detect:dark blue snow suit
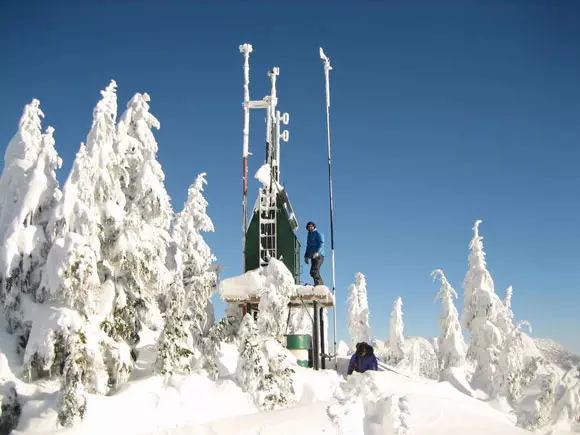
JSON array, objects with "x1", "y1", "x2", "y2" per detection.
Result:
[{"x1": 347, "y1": 343, "x2": 378, "y2": 375}]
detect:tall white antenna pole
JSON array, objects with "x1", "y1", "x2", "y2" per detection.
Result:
[
  {"x1": 240, "y1": 43, "x2": 253, "y2": 271},
  {"x1": 320, "y1": 47, "x2": 337, "y2": 364}
]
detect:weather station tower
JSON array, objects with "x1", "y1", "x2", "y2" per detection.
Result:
[{"x1": 219, "y1": 44, "x2": 337, "y2": 370}]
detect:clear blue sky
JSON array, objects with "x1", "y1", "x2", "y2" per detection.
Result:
[{"x1": 1, "y1": 1, "x2": 579, "y2": 353}]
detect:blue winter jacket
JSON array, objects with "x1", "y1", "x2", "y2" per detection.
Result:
[
  {"x1": 347, "y1": 346, "x2": 378, "y2": 374},
  {"x1": 304, "y1": 229, "x2": 325, "y2": 259}
]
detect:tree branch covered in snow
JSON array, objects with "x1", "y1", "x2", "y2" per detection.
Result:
[{"x1": 257, "y1": 259, "x2": 294, "y2": 342}]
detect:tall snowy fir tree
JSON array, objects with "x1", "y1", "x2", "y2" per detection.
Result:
[
  {"x1": 347, "y1": 276, "x2": 360, "y2": 350},
  {"x1": 23, "y1": 82, "x2": 131, "y2": 420},
  {"x1": 462, "y1": 220, "x2": 505, "y2": 392},
  {"x1": 388, "y1": 296, "x2": 405, "y2": 365},
  {"x1": 159, "y1": 173, "x2": 216, "y2": 376},
  {"x1": 0, "y1": 100, "x2": 46, "y2": 247},
  {"x1": 0, "y1": 100, "x2": 62, "y2": 353},
  {"x1": 432, "y1": 269, "x2": 466, "y2": 371},
  {"x1": 112, "y1": 92, "x2": 172, "y2": 355},
  {"x1": 347, "y1": 272, "x2": 371, "y2": 348}
]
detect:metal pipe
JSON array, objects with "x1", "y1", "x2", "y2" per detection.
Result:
[
  {"x1": 312, "y1": 301, "x2": 319, "y2": 370},
  {"x1": 240, "y1": 43, "x2": 253, "y2": 271},
  {"x1": 319, "y1": 47, "x2": 338, "y2": 365},
  {"x1": 320, "y1": 307, "x2": 326, "y2": 369},
  {"x1": 275, "y1": 110, "x2": 281, "y2": 182}
]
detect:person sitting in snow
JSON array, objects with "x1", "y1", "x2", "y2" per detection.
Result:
[
  {"x1": 347, "y1": 342, "x2": 378, "y2": 375},
  {"x1": 304, "y1": 221, "x2": 325, "y2": 286}
]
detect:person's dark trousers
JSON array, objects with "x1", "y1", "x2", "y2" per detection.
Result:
[{"x1": 310, "y1": 256, "x2": 324, "y2": 285}]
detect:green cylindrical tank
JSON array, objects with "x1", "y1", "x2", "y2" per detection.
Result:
[{"x1": 286, "y1": 334, "x2": 310, "y2": 367}]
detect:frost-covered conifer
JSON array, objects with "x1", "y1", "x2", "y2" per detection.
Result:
[
  {"x1": 432, "y1": 269, "x2": 466, "y2": 370},
  {"x1": 236, "y1": 314, "x2": 267, "y2": 395},
  {"x1": 0, "y1": 381, "x2": 22, "y2": 434},
  {"x1": 495, "y1": 321, "x2": 529, "y2": 402},
  {"x1": 112, "y1": 92, "x2": 172, "y2": 347},
  {"x1": 257, "y1": 259, "x2": 294, "y2": 341},
  {"x1": 26, "y1": 83, "x2": 131, "y2": 392},
  {"x1": 388, "y1": 297, "x2": 405, "y2": 365},
  {"x1": 258, "y1": 339, "x2": 296, "y2": 411},
  {"x1": 552, "y1": 368, "x2": 580, "y2": 424},
  {"x1": 347, "y1": 272, "x2": 371, "y2": 349},
  {"x1": 173, "y1": 174, "x2": 216, "y2": 367},
  {"x1": 462, "y1": 220, "x2": 506, "y2": 391},
  {"x1": 517, "y1": 370, "x2": 558, "y2": 431},
  {"x1": 57, "y1": 331, "x2": 87, "y2": 427},
  {"x1": 203, "y1": 316, "x2": 237, "y2": 380},
  {"x1": 0, "y1": 100, "x2": 62, "y2": 352},
  {"x1": 156, "y1": 272, "x2": 192, "y2": 375},
  {"x1": 496, "y1": 285, "x2": 515, "y2": 336}
]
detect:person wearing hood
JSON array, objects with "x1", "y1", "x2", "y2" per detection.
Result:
[
  {"x1": 347, "y1": 342, "x2": 378, "y2": 375},
  {"x1": 304, "y1": 221, "x2": 325, "y2": 286}
]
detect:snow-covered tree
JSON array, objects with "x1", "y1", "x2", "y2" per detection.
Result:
[
  {"x1": 236, "y1": 314, "x2": 267, "y2": 396},
  {"x1": 496, "y1": 285, "x2": 515, "y2": 336},
  {"x1": 495, "y1": 321, "x2": 529, "y2": 402},
  {"x1": 388, "y1": 297, "x2": 405, "y2": 365},
  {"x1": 0, "y1": 100, "x2": 63, "y2": 353},
  {"x1": 504, "y1": 285, "x2": 513, "y2": 312},
  {"x1": 257, "y1": 258, "x2": 294, "y2": 342},
  {"x1": 0, "y1": 381, "x2": 22, "y2": 434},
  {"x1": 517, "y1": 370, "x2": 558, "y2": 431},
  {"x1": 156, "y1": 271, "x2": 192, "y2": 375},
  {"x1": 203, "y1": 315, "x2": 237, "y2": 380},
  {"x1": 0, "y1": 100, "x2": 46, "y2": 246},
  {"x1": 347, "y1": 272, "x2": 371, "y2": 349},
  {"x1": 172, "y1": 173, "x2": 216, "y2": 371},
  {"x1": 462, "y1": 220, "x2": 505, "y2": 391},
  {"x1": 258, "y1": 338, "x2": 296, "y2": 410},
  {"x1": 552, "y1": 368, "x2": 580, "y2": 424},
  {"x1": 57, "y1": 331, "x2": 87, "y2": 428},
  {"x1": 25, "y1": 83, "x2": 132, "y2": 395},
  {"x1": 347, "y1": 278, "x2": 360, "y2": 348},
  {"x1": 112, "y1": 92, "x2": 172, "y2": 350},
  {"x1": 432, "y1": 269, "x2": 466, "y2": 371}
]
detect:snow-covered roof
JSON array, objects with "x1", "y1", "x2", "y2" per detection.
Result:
[{"x1": 219, "y1": 267, "x2": 334, "y2": 307}]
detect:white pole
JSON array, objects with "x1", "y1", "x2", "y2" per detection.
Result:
[
  {"x1": 275, "y1": 110, "x2": 281, "y2": 182},
  {"x1": 240, "y1": 43, "x2": 253, "y2": 271},
  {"x1": 319, "y1": 47, "x2": 337, "y2": 364}
]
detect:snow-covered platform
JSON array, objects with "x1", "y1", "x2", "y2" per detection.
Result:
[{"x1": 219, "y1": 268, "x2": 334, "y2": 307}]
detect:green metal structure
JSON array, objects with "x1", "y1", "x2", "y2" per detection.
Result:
[{"x1": 244, "y1": 189, "x2": 301, "y2": 283}]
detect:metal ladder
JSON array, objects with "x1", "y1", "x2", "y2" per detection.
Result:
[{"x1": 258, "y1": 186, "x2": 277, "y2": 265}]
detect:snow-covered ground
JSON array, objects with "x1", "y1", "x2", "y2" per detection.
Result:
[{"x1": 4, "y1": 325, "x2": 577, "y2": 435}]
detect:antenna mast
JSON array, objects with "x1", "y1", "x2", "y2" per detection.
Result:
[
  {"x1": 320, "y1": 47, "x2": 337, "y2": 364},
  {"x1": 240, "y1": 43, "x2": 253, "y2": 270}
]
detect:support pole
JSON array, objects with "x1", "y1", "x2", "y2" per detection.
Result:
[
  {"x1": 240, "y1": 43, "x2": 253, "y2": 271},
  {"x1": 312, "y1": 301, "x2": 320, "y2": 370},
  {"x1": 319, "y1": 48, "x2": 337, "y2": 365},
  {"x1": 320, "y1": 307, "x2": 326, "y2": 369}
]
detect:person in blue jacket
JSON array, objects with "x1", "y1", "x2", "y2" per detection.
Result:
[
  {"x1": 347, "y1": 342, "x2": 378, "y2": 375},
  {"x1": 304, "y1": 221, "x2": 325, "y2": 286}
]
